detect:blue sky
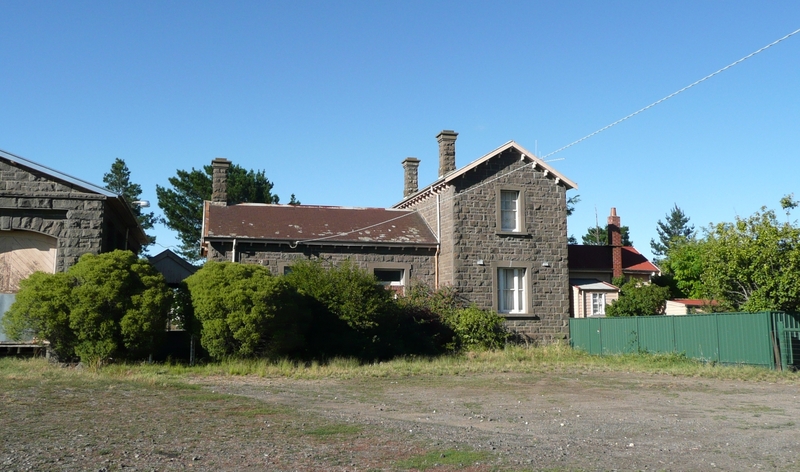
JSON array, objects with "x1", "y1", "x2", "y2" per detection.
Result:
[{"x1": 2, "y1": 1, "x2": 799, "y2": 261}]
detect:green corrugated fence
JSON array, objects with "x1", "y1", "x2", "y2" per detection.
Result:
[{"x1": 570, "y1": 311, "x2": 800, "y2": 369}]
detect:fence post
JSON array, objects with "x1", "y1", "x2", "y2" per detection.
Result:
[{"x1": 778, "y1": 321, "x2": 788, "y2": 371}]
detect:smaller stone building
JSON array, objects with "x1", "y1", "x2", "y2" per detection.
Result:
[{"x1": 0, "y1": 148, "x2": 147, "y2": 344}]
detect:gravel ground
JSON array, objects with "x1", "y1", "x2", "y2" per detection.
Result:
[
  {"x1": 203, "y1": 371, "x2": 800, "y2": 471},
  {"x1": 2, "y1": 367, "x2": 800, "y2": 471}
]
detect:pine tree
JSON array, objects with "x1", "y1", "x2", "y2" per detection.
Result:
[
  {"x1": 103, "y1": 158, "x2": 158, "y2": 249},
  {"x1": 650, "y1": 204, "x2": 694, "y2": 261}
]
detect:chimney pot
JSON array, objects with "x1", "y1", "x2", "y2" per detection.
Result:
[
  {"x1": 437, "y1": 130, "x2": 458, "y2": 178},
  {"x1": 402, "y1": 157, "x2": 421, "y2": 198},
  {"x1": 211, "y1": 158, "x2": 231, "y2": 205}
]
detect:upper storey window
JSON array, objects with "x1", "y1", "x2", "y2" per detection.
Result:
[
  {"x1": 500, "y1": 190, "x2": 520, "y2": 232},
  {"x1": 496, "y1": 186, "x2": 526, "y2": 235}
]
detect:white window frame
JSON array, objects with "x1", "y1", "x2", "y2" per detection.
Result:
[
  {"x1": 495, "y1": 186, "x2": 527, "y2": 235},
  {"x1": 591, "y1": 293, "x2": 606, "y2": 316},
  {"x1": 368, "y1": 262, "x2": 411, "y2": 297},
  {"x1": 497, "y1": 267, "x2": 526, "y2": 314},
  {"x1": 500, "y1": 190, "x2": 520, "y2": 232}
]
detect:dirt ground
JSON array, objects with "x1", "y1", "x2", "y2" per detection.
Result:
[
  {"x1": 202, "y1": 371, "x2": 800, "y2": 471},
  {"x1": 3, "y1": 367, "x2": 800, "y2": 471}
]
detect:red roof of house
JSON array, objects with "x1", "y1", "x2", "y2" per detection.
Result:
[
  {"x1": 568, "y1": 245, "x2": 660, "y2": 274},
  {"x1": 203, "y1": 203, "x2": 438, "y2": 246},
  {"x1": 670, "y1": 299, "x2": 719, "y2": 307}
]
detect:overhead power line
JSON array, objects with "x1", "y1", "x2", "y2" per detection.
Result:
[
  {"x1": 295, "y1": 27, "x2": 800, "y2": 246},
  {"x1": 541, "y1": 27, "x2": 800, "y2": 160}
]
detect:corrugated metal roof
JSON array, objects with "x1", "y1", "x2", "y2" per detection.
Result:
[
  {"x1": 204, "y1": 203, "x2": 438, "y2": 246},
  {"x1": 0, "y1": 148, "x2": 119, "y2": 197},
  {"x1": 568, "y1": 245, "x2": 660, "y2": 274}
]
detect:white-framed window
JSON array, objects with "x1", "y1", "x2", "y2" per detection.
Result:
[
  {"x1": 498, "y1": 267, "x2": 526, "y2": 314},
  {"x1": 591, "y1": 293, "x2": 606, "y2": 316},
  {"x1": 371, "y1": 265, "x2": 409, "y2": 297},
  {"x1": 500, "y1": 190, "x2": 520, "y2": 232}
]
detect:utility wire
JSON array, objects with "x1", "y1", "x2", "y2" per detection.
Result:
[
  {"x1": 293, "y1": 27, "x2": 800, "y2": 246},
  {"x1": 541, "y1": 27, "x2": 800, "y2": 160}
]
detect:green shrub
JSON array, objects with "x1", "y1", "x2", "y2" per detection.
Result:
[
  {"x1": 2, "y1": 271, "x2": 76, "y2": 358},
  {"x1": 447, "y1": 305, "x2": 508, "y2": 350},
  {"x1": 284, "y1": 259, "x2": 394, "y2": 332},
  {"x1": 606, "y1": 279, "x2": 671, "y2": 317},
  {"x1": 2, "y1": 250, "x2": 172, "y2": 365},
  {"x1": 397, "y1": 283, "x2": 506, "y2": 351},
  {"x1": 185, "y1": 262, "x2": 310, "y2": 359}
]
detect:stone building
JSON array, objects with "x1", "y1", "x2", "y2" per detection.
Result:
[
  {"x1": 0, "y1": 148, "x2": 147, "y2": 342},
  {"x1": 201, "y1": 131, "x2": 577, "y2": 341}
]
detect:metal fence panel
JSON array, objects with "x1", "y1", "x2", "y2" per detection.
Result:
[
  {"x1": 638, "y1": 316, "x2": 676, "y2": 353},
  {"x1": 715, "y1": 312, "x2": 773, "y2": 367},
  {"x1": 600, "y1": 318, "x2": 639, "y2": 354},
  {"x1": 673, "y1": 315, "x2": 720, "y2": 362}
]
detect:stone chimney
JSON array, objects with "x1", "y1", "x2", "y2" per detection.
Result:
[
  {"x1": 211, "y1": 158, "x2": 231, "y2": 205},
  {"x1": 437, "y1": 130, "x2": 458, "y2": 178},
  {"x1": 608, "y1": 207, "x2": 623, "y2": 279},
  {"x1": 402, "y1": 157, "x2": 420, "y2": 198}
]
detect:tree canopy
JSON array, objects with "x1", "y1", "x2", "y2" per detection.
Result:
[
  {"x1": 650, "y1": 204, "x2": 694, "y2": 263},
  {"x1": 700, "y1": 208, "x2": 800, "y2": 312},
  {"x1": 581, "y1": 225, "x2": 632, "y2": 246},
  {"x1": 103, "y1": 158, "x2": 158, "y2": 249},
  {"x1": 156, "y1": 164, "x2": 287, "y2": 261},
  {"x1": 660, "y1": 201, "x2": 800, "y2": 312}
]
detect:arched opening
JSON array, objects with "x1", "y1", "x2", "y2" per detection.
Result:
[{"x1": 0, "y1": 230, "x2": 57, "y2": 294}]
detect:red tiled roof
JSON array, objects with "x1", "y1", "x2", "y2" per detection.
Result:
[
  {"x1": 568, "y1": 245, "x2": 660, "y2": 274},
  {"x1": 203, "y1": 203, "x2": 437, "y2": 246},
  {"x1": 670, "y1": 299, "x2": 719, "y2": 307}
]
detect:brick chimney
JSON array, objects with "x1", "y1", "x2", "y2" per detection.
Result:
[
  {"x1": 608, "y1": 207, "x2": 622, "y2": 279},
  {"x1": 437, "y1": 130, "x2": 458, "y2": 178},
  {"x1": 211, "y1": 158, "x2": 231, "y2": 205},
  {"x1": 402, "y1": 157, "x2": 420, "y2": 198}
]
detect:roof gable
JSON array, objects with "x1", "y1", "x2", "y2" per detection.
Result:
[
  {"x1": 395, "y1": 140, "x2": 576, "y2": 208},
  {"x1": 203, "y1": 203, "x2": 437, "y2": 246}
]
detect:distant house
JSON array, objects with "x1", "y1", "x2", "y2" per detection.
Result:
[
  {"x1": 570, "y1": 279, "x2": 619, "y2": 318},
  {"x1": 0, "y1": 148, "x2": 146, "y2": 346},
  {"x1": 665, "y1": 299, "x2": 718, "y2": 315},
  {"x1": 148, "y1": 249, "x2": 198, "y2": 288},
  {"x1": 201, "y1": 131, "x2": 577, "y2": 342},
  {"x1": 567, "y1": 208, "x2": 660, "y2": 318}
]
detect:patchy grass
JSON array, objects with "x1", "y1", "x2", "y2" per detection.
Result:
[
  {"x1": 305, "y1": 424, "x2": 362, "y2": 437},
  {"x1": 4, "y1": 343, "x2": 798, "y2": 385},
  {"x1": 395, "y1": 449, "x2": 491, "y2": 470},
  {"x1": 81, "y1": 343, "x2": 800, "y2": 383}
]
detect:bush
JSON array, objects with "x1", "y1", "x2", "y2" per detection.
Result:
[
  {"x1": 2, "y1": 250, "x2": 172, "y2": 365},
  {"x1": 606, "y1": 279, "x2": 671, "y2": 317},
  {"x1": 284, "y1": 259, "x2": 394, "y2": 331},
  {"x1": 397, "y1": 283, "x2": 507, "y2": 351},
  {"x1": 185, "y1": 262, "x2": 311, "y2": 360},
  {"x1": 447, "y1": 306, "x2": 508, "y2": 350}
]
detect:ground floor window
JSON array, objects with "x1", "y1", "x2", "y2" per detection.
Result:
[
  {"x1": 591, "y1": 293, "x2": 606, "y2": 316},
  {"x1": 374, "y1": 268, "x2": 405, "y2": 297},
  {"x1": 498, "y1": 267, "x2": 526, "y2": 314}
]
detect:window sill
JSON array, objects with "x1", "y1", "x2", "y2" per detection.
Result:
[
  {"x1": 495, "y1": 231, "x2": 531, "y2": 237},
  {"x1": 499, "y1": 312, "x2": 540, "y2": 319}
]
